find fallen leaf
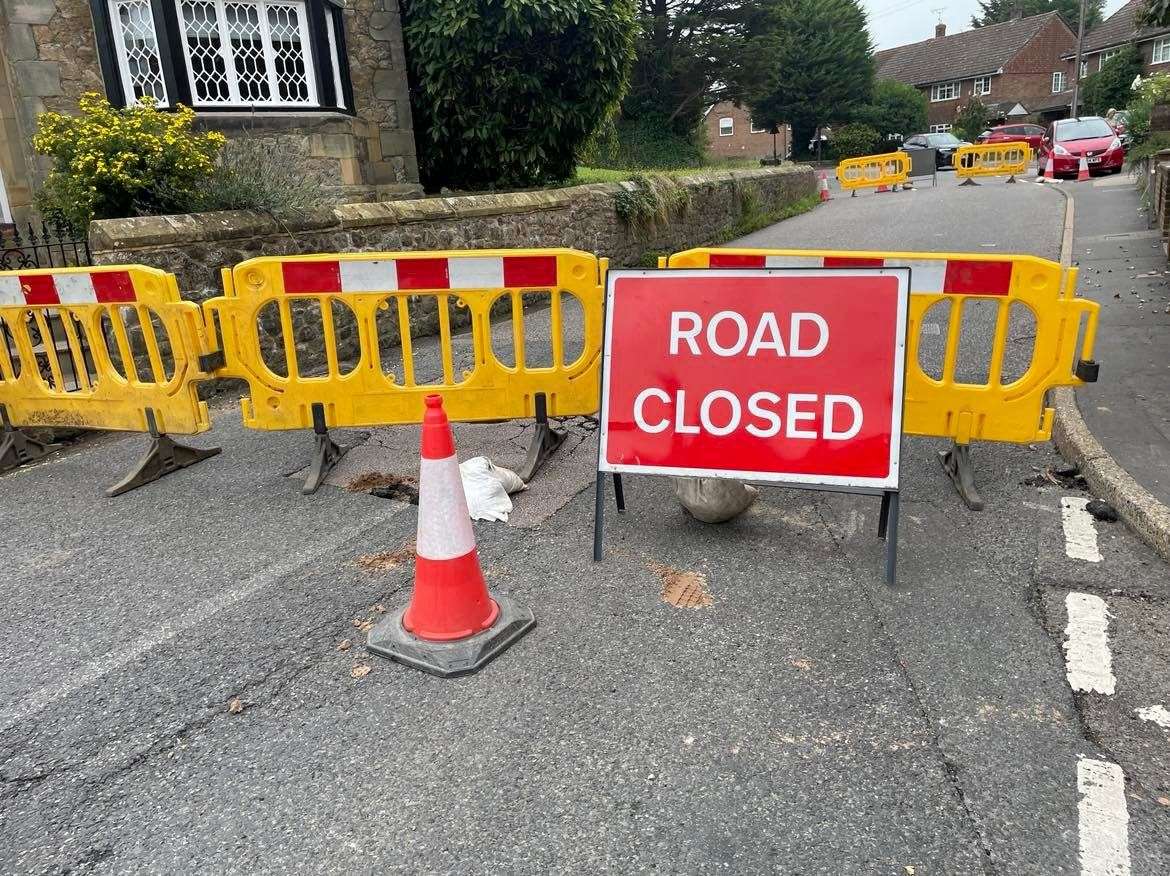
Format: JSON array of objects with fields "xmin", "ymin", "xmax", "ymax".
[
  {"xmin": 337, "ymin": 639, "xmax": 351, "ymax": 652},
  {"xmin": 905, "ymin": 867, "xmax": 916, "ymax": 875},
  {"xmin": 351, "ymin": 664, "xmax": 372, "ymax": 679},
  {"xmin": 1157, "ymin": 796, "xmax": 1170, "ymax": 807},
  {"xmin": 371, "ymin": 604, "xmax": 386, "ymax": 614},
  {"xmin": 227, "ymin": 697, "xmax": 244, "ymax": 715},
  {"xmin": 790, "ymin": 658, "xmax": 812, "ymax": 671},
  {"xmin": 356, "ymin": 543, "xmax": 416, "ymax": 573}
]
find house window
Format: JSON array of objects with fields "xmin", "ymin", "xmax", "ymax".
[
  {"xmin": 973, "ymin": 75, "xmax": 992, "ymax": 96},
  {"xmin": 92, "ymin": 0, "xmax": 351, "ymax": 111},
  {"xmin": 1153, "ymin": 38, "xmax": 1170, "ymax": 64},
  {"xmin": 929, "ymin": 123, "xmax": 952, "ymax": 133},
  {"xmin": 750, "ymin": 118, "xmax": 767, "ymax": 134},
  {"xmin": 1052, "ymin": 71, "xmax": 1066, "ymax": 92},
  {"xmin": 719, "ymin": 117, "xmax": 734, "ymax": 136},
  {"xmin": 930, "ymin": 81, "xmax": 959, "ymax": 101},
  {"xmin": 1099, "ymin": 48, "xmax": 1119, "ymax": 69}
]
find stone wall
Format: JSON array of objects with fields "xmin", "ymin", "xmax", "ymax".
[{"xmin": 90, "ymin": 166, "xmax": 816, "ymax": 299}]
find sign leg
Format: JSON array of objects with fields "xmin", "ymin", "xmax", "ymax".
[
  {"xmin": 612, "ymin": 473, "xmax": 626, "ymax": 512},
  {"xmin": 593, "ymin": 470, "xmax": 605, "ymax": 561},
  {"xmin": 883, "ymin": 490, "xmax": 900, "ymax": 586},
  {"xmin": 878, "ymin": 490, "xmax": 891, "ymax": 539}
]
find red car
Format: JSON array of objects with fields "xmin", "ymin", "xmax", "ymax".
[
  {"xmin": 1036, "ymin": 116, "xmax": 1125, "ymax": 177},
  {"xmin": 978, "ymin": 123, "xmax": 1046, "ymax": 151}
]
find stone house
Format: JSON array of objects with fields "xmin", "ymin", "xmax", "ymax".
[
  {"xmin": 703, "ymin": 101, "xmax": 790, "ymax": 162},
  {"xmin": 0, "ymin": 0, "xmax": 420, "ymax": 224},
  {"xmin": 875, "ymin": 13, "xmax": 1076, "ymax": 133},
  {"xmin": 1064, "ymin": 0, "xmax": 1170, "ymax": 86}
]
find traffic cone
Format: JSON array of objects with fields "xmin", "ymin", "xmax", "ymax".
[
  {"xmin": 818, "ymin": 171, "xmax": 831, "ymax": 201},
  {"xmin": 1077, "ymin": 155, "xmax": 1090, "ymax": 182},
  {"xmin": 1043, "ymin": 155, "xmax": 1056, "ymax": 181},
  {"xmin": 367, "ymin": 394, "xmax": 535, "ymax": 676}
]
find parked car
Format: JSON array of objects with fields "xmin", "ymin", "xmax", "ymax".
[
  {"xmin": 1106, "ymin": 110, "xmax": 1132, "ymax": 149},
  {"xmin": 902, "ymin": 132, "xmax": 971, "ymax": 168},
  {"xmin": 1036, "ymin": 116, "xmax": 1125, "ymax": 177},
  {"xmin": 976, "ymin": 123, "xmax": 1046, "ymax": 151}
]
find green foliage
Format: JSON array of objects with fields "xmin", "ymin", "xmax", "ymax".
[
  {"xmin": 972, "ymin": 0, "xmax": 1103, "ymax": 30},
  {"xmin": 1140, "ymin": 0, "xmax": 1170, "ymax": 27},
  {"xmin": 403, "ymin": 0, "xmax": 637, "ymax": 190},
  {"xmin": 1124, "ymin": 72, "xmax": 1170, "ymax": 146},
  {"xmin": 830, "ymin": 122, "xmax": 880, "ymax": 158},
  {"xmin": 614, "ymin": 173, "xmax": 693, "ymax": 230},
  {"xmin": 1125, "ymin": 132, "xmax": 1170, "ymax": 207},
  {"xmin": 953, "ymin": 98, "xmax": 991, "ymax": 143},
  {"xmin": 707, "ymin": 192, "xmax": 820, "ymax": 245},
  {"xmin": 1081, "ymin": 45, "xmax": 1144, "ymax": 116},
  {"xmin": 164, "ymin": 137, "xmax": 325, "ymax": 214},
  {"xmin": 32, "ymin": 93, "xmax": 224, "ymax": 230},
  {"xmin": 853, "ymin": 80, "xmax": 928, "ymax": 140},
  {"xmin": 744, "ymin": 0, "xmax": 874, "ymax": 159},
  {"xmin": 579, "ymin": 113, "xmax": 706, "ymax": 170}
]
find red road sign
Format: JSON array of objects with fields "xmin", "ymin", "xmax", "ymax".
[{"xmin": 598, "ymin": 268, "xmax": 910, "ymax": 490}]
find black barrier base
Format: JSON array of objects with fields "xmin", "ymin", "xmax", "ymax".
[
  {"xmin": 106, "ymin": 409, "xmax": 221, "ymax": 497},
  {"xmin": 303, "ymin": 402, "xmax": 347, "ymax": 495},
  {"xmin": 1006, "ymin": 174, "xmax": 1018, "ymax": 184},
  {"xmin": 367, "ymin": 595, "xmax": 535, "ymax": 678},
  {"xmin": 0, "ymin": 404, "xmax": 61, "ymax": 473},
  {"xmin": 515, "ymin": 393, "xmax": 567, "ymax": 482},
  {"xmin": 959, "ymin": 177, "xmax": 981, "ymax": 186},
  {"xmin": 939, "ymin": 442, "xmax": 985, "ymax": 511}
]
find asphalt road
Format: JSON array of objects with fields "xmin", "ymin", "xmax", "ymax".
[{"xmin": 2, "ymin": 171, "xmax": 1169, "ymax": 874}]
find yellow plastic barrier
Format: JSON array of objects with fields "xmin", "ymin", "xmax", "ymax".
[
  {"xmin": 0, "ymin": 264, "xmax": 220, "ymax": 493},
  {"xmin": 664, "ymin": 247, "xmax": 1100, "ymax": 508},
  {"xmin": 835, "ymin": 151, "xmax": 911, "ymax": 193},
  {"xmin": 954, "ymin": 142, "xmax": 1032, "ymax": 183},
  {"xmin": 205, "ymin": 248, "xmax": 606, "ymax": 491}
]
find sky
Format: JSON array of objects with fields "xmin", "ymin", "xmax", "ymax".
[{"xmin": 864, "ymin": 0, "xmax": 1132, "ymax": 51}]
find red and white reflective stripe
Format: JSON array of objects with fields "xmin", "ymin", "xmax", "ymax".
[
  {"xmin": 415, "ymin": 454, "xmax": 477, "ymax": 561},
  {"xmin": 281, "ymin": 255, "xmax": 559, "ymax": 294},
  {"xmin": 0, "ymin": 271, "xmax": 136, "ymax": 306},
  {"xmin": 705, "ymin": 253, "xmax": 1014, "ymax": 296}
]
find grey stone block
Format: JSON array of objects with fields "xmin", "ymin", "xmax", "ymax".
[
  {"xmin": 13, "ymin": 60, "xmax": 61, "ymax": 97},
  {"xmin": 5, "ymin": 23, "xmax": 38, "ymax": 60},
  {"xmin": 372, "ymin": 68, "xmax": 409, "ymax": 101},
  {"xmin": 368, "ymin": 11, "xmax": 400, "ymax": 42},
  {"xmin": 4, "ymin": 0, "xmax": 56, "ymax": 24},
  {"xmin": 377, "ymin": 128, "xmax": 416, "ymax": 159}
]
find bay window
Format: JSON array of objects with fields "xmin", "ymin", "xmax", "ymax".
[{"xmin": 93, "ymin": 0, "xmax": 352, "ymax": 112}]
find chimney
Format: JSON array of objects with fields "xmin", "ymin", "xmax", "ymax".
[{"xmin": 935, "ymin": 22, "xmax": 946, "ymax": 38}]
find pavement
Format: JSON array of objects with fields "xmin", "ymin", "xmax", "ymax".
[{"xmin": 2, "ymin": 169, "xmax": 1170, "ymax": 874}]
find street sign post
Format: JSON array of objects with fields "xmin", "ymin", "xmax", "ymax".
[{"xmin": 593, "ymin": 268, "xmax": 911, "ymax": 584}]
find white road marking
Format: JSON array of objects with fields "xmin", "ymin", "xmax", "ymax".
[
  {"xmin": 1023, "ymin": 500, "xmax": 1056, "ymax": 513},
  {"xmin": 1064, "ymin": 592, "xmax": 1116, "ymax": 695},
  {"xmin": 1077, "ymin": 757, "xmax": 1131, "ymax": 876},
  {"xmin": 0, "ymin": 504, "xmax": 409, "ymax": 733},
  {"xmin": 1062, "ymin": 496, "xmax": 1102, "ymax": 562},
  {"xmin": 1136, "ymin": 705, "xmax": 1170, "ymax": 729}
]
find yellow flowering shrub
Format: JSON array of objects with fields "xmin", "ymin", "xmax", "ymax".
[{"xmin": 32, "ymin": 93, "xmax": 225, "ymax": 229}]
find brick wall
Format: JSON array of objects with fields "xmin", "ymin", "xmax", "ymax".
[{"xmin": 704, "ymin": 102, "xmax": 789, "ymax": 161}]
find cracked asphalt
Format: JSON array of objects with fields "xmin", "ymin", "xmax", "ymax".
[{"xmin": 2, "ymin": 171, "xmax": 1169, "ymax": 874}]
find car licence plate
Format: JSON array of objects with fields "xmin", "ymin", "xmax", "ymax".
[{"xmin": 1088, "ymin": 156, "xmax": 1102, "ymax": 164}]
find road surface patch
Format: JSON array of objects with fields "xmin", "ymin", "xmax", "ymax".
[{"xmin": 648, "ymin": 563, "xmax": 713, "ymax": 609}]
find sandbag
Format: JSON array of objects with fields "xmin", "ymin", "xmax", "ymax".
[
  {"xmin": 674, "ymin": 477, "xmax": 759, "ymax": 523},
  {"xmin": 459, "ymin": 457, "xmax": 527, "ymax": 523}
]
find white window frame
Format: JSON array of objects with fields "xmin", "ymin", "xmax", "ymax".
[
  {"xmin": 177, "ymin": 0, "xmax": 319, "ymax": 108},
  {"xmin": 324, "ymin": 8, "xmax": 344, "ymax": 110},
  {"xmin": 973, "ymin": 75, "xmax": 992, "ymax": 96},
  {"xmin": 1153, "ymin": 38, "xmax": 1170, "ymax": 64},
  {"xmin": 930, "ymin": 81, "xmax": 960, "ymax": 102},
  {"xmin": 1052, "ymin": 71, "xmax": 1066, "ymax": 92},
  {"xmin": 749, "ymin": 118, "xmax": 766, "ymax": 134},
  {"xmin": 1080, "ymin": 60, "xmax": 1089, "ymax": 78},
  {"xmin": 0, "ymin": 168, "xmax": 12, "ymax": 225},
  {"xmin": 1099, "ymin": 48, "xmax": 1119, "ymax": 70},
  {"xmin": 107, "ymin": 0, "xmax": 170, "ymax": 106},
  {"xmin": 718, "ymin": 116, "xmax": 734, "ymax": 136},
  {"xmin": 929, "ymin": 123, "xmax": 952, "ymax": 134}
]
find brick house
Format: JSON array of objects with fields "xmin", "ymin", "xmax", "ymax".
[
  {"xmin": 1064, "ymin": 0, "xmax": 1170, "ymax": 83},
  {"xmin": 875, "ymin": 13, "xmax": 1076, "ymax": 133},
  {"xmin": 0, "ymin": 0, "xmax": 420, "ymax": 224},
  {"xmin": 703, "ymin": 101, "xmax": 790, "ymax": 161}
]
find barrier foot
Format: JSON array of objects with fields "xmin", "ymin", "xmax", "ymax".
[
  {"xmin": 851, "ymin": 190, "xmax": 857, "ymax": 198},
  {"xmin": 879, "ymin": 490, "xmax": 900, "ymax": 586},
  {"xmin": 106, "ymin": 410, "xmax": 221, "ymax": 497},
  {"xmin": 515, "ymin": 393, "xmax": 566, "ymax": 482},
  {"xmin": 303, "ymin": 402, "xmax": 347, "ymax": 495},
  {"xmin": 958, "ymin": 177, "xmax": 980, "ymax": 186},
  {"xmin": 0, "ymin": 404, "xmax": 61, "ymax": 473},
  {"xmin": 1006, "ymin": 174, "xmax": 1018, "ymax": 184},
  {"xmin": 938, "ymin": 442, "xmax": 985, "ymax": 511}
]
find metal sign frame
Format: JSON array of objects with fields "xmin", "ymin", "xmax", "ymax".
[{"xmin": 592, "ymin": 267, "xmax": 912, "ymax": 585}]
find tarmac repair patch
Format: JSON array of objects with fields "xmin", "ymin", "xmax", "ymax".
[{"xmin": 649, "ymin": 563, "xmax": 713, "ymax": 609}]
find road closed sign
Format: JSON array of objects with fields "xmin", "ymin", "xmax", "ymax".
[{"xmin": 598, "ymin": 268, "xmax": 910, "ymax": 490}]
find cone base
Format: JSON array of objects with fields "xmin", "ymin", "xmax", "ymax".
[{"xmin": 367, "ymin": 594, "xmax": 535, "ymax": 678}]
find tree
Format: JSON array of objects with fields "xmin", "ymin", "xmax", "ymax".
[
  {"xmin": 1080, "ymin": 45, "xmax": 1145, "ymax": 115},
  {"xmin": 953, "ymin": 97, "xmax": 992, "ymax": 142},
  {"xmin": 744, "ymin": 0, "xmax": 874, "ymax": 158},
  {"xmin": 854, "ymin": 80, "xmax": 928, "ymax": 140},
  {"xmin": 402, "ymin": 0, "xmax": 638, "ymax": 189},
  {"xmin": 971, "ymin": 0, "xmax": 1103, "ymax": 30},
  {"xmin": 830, "ymin": 123, "xmax": 880, "ymax": 158},
  {"xmin": 1141, "ymin": 0, "xmax": 1170, "ymax": 26}
]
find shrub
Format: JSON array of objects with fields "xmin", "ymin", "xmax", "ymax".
[
  {"xmin": 403, "ymin": 0, "xmax": 638, "ymax": 190},
  {"xmin": 32, "ymin": 93, "xmax": 224, "ymax": 230},
  {"xmin": 165, "ymin": 137, "xmax": 324, "ymax": 214},
  {"xmin": 830, "ymin": 123, "xmax": 880, "ymax": 159},
  {"xmin": 579, "ymin": 114, "xmax": 707, "ymax": 170},
  {"xmin": 1081, "ymin": 44, "xmax": 1143, "ymax": 116},
  {"xmin": 953, "ymin": 98, "xmax": 991, "ymax": 143},
  {"xmin": 614, "ymin": 173, "xmax": 692, "ymax": 229}
]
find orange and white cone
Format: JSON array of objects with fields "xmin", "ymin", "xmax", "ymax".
[
  {"xmin": 1077, "ymin": 155, "xmax": 1090, "ymax": 182},
  {"xmin": 818, "ymin": 171, "xmax": 831, "ymax": 201},
  {"xmin": 367, "ymin": 394, "xmax": 535, "ymax": 676},
  {"xmin": 1043, "ymin": 155, "xmax": 1056, "ymax": 181},
  {"xmin": 875, "ymin": 182, "xmax": 890, "ymax": 193}
]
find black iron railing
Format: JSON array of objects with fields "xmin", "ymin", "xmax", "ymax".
[{"xmin": 1, "ymin": 220, "xmax": 90, "ymax": 271}]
